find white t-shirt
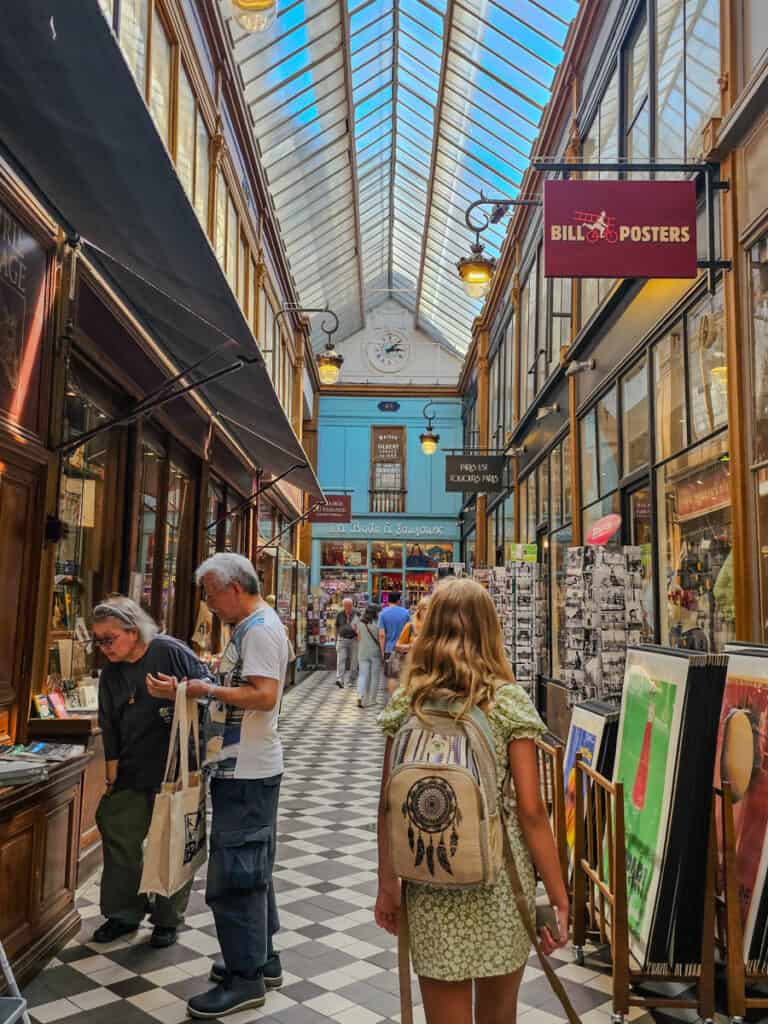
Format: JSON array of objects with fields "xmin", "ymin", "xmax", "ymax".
[{"xmin": 208, "ymin": 604, "xmax": 290, "ymax": 780}]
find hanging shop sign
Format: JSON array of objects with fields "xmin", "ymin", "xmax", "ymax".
[
  {"xmin": 543, "ymin": 180, "xmax": 698, "ymax": 279},
  {"xmin": 445, "ymin": 455, "xmax": 506, "ymax": 493},
  {"xmin": 372, "ymin": 426, "xmax": 404, "ymax": 463},
  {"xmin": 586, "ymin": 513, "xmax": 622, "ymax": 546},
  {"xmin": 309, "ymin": 494, "xmax": 352, "ymax": 524}
]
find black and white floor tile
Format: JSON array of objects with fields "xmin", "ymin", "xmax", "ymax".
[{"xmin": 22, "ymin": 672, "xmax": 734, "ymax": 1023}]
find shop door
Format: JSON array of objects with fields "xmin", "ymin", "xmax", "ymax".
[
  {"xmin": 0, "ymin": 452, "xmax": 45, "ymax": 741},
  {"xmin": 623, "ymin": 482, "xmax": 654, "ymax": 643}
]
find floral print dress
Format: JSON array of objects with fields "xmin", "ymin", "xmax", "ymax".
[{"xmin": 378, "ymin": 684, "xmax": 546, "ymax": 981}]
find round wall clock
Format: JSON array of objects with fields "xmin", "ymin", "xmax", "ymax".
[{"xmin": 368, "ymin": 332, "xmax": 411, "ymax": 374}]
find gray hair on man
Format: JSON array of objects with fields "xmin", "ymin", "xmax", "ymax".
[
  {"xmin": 195, "ymin": 552, "xmax": 261, "ymax": 595},
  {"xmin": 92, "ymin": 596, "xmax": 159, "ymax": 644}
]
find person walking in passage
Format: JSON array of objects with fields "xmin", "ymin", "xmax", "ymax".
[
  {"xmin": 375, "ymin": 578, "xmax": 568, "ymax": 1024},
  {"xmin": 378, "ymin": 591, "xmax": 410, "ymax": 694},
  {"xmin": 92, "ymin": 596, "xmax": 210, "ymax": 949},
  {"xmin": 394, "ymin": 595, "xmax": 429, "ymax": 660},
  {"xmin": 335, "ymin": 596, "xmax": 359, "ymax": 688},
  {"xmin": 147, "ymin": 553, "xmax": 290, "ymax": 1019},
  {"xmin": 356, "ymin": 603, "xmax": 382, "ymax": 708}
]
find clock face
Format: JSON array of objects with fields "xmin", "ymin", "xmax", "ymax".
[{"xmin": 368, "ymin": 332, "xmax": 411, "ymax": 374}]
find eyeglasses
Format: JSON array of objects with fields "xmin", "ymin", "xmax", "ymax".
[{"xmin": 92, "ymin": 634, "xmax": 122, "ymax": 648}]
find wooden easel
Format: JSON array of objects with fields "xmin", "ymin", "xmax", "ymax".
[
  {"xmin": 715, "ymin": 781, "xmax": 768, "ymax": 1023},
  {"xmin": 572, "ymin": 758, "xmax": 717, "ymax": 1024},
  {"xmin": 535, "ymin": 734, "xmax": 568, "ymax": 885}
]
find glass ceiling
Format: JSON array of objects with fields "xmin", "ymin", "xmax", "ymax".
[{"xmin": 225, "ymin": 0, "xmax": 579, "ymax": 354}]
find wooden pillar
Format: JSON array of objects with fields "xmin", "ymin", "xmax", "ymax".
[
  {"xmin": 292, "ymin": 330, "xmax": 305, "ymax": 442},
  {"xmin": 298, "ymin": 391, "xmax": 319, "ymax": 566},
  {"xmin": 476, "ymin": 327, "xmax": 490, "ymax": 566}
]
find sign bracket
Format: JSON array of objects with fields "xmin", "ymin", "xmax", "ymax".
[{"xmin": 533, "ymin": 160, "xmax": 730, "ymax": 294}]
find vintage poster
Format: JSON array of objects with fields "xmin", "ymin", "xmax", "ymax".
[
  {"xmin": 613, "ymin": 647, "xmax": 689, "ymax": 965},
  {"xmin": 715, "ymin": 650, "xmax": 768, "ymax": 966},
  {"xmin": 563, "ymin": 706, "xmax": 605, "ymax": 856}
]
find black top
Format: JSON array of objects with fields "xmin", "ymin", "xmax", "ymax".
[
  {"xmin": 335, "ymin": 610, "xmax": 359, "ymax": 640},
  {"xmin": 98, "ymin": 635, "xmax": 210, "ymax": 792}
]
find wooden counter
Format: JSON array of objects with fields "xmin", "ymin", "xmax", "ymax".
[
  {"xmin": 28, "ymin": 716, "xmax": 104, "ymax": 884},
  {"xmin": 0, "ymin": 754, "xmax": 90, "ymax": 988}
]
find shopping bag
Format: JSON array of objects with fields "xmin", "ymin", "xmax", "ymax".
[{"xmin": 139, "ymin": 683, "xmax": 207, "ymax": 897}]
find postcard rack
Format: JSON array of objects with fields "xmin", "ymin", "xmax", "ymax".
[
  {"xmin": 535, "ymin": 734, "xmax": 568, "ymax": 885},
  {"xmin": 572, "ymin": 758, "xmax": 717, "ymax": 1024},
  {"xmin": 714, "ymin": 781, "xmax": 768, "ymax": 1023}
]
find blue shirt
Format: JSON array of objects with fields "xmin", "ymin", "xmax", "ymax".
[{"xmin": 379, "ymin": 605, "xmax": 411, "ymax": 653}]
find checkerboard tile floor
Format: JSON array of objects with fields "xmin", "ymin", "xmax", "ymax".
[{"xmin": 22, "ymin": 672, "xmax": 735, "ymax": 1023}]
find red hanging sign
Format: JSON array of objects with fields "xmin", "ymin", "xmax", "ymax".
[
  {"xmin": 543, "ymin": 179, "xmax": 698, "ymax": 279},
  {"xmin": 586, "ymin": 513, "xmax": 622, "ymax": 546},
  {"xmin": 309, "ymin": 494, "xmax": 352, "ymax": 523}
]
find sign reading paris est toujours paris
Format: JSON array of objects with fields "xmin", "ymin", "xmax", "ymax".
[
  {"xmin": 544, "ymin": 179, "xmax": 698, "ymax": 279},
  {"xmin": 445, "ymin": 455, "xmax": 505, "ymax": 493}
]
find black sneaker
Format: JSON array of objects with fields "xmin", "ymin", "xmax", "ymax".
[
  {"xmin": 187, "ymin": 975, "xmax": 266, "ymax": 1019},
  {"xmin": 92, "ymin": 919, "xmax": 139, "ymax": 943},
  {"xmin": 335, "ymin": 679, "xmax": 344, "ymax": 688},
  {"xmin": 150, "ymin": 926, "xmax": 177, "ymax": 948},
  {"xmin": 210, "ymin": 953, "xmax": 282, "ymax": 989}
]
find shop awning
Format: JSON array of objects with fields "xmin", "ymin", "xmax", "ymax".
[{"xmin": 0, "ymin": 0, "xmax": 323, "ymax": 499}]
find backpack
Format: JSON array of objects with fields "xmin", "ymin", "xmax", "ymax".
[{"xmin": 385, "ymin": 695, "xmax": 504, "ymax": 889}]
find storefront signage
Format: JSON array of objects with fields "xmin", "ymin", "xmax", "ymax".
[
  {"xmin": 445, "ymin": 455, "xmax": 505, "ymax": 493},
  {"xmin": 676, "ymin": 462, "xmax": 730, "ymax": 521},
  {"xmin": 586, "ymin": 513, "xmax": 622, "ymax": 546},
  {"xmin": 309, "ymin": 494, "xmax": 352, "ymax": 523},
  {"xmin": 314, "ymin": 516, "xmax": 461, "ymax": 541},
  {"xmin": 377, "ymin": 400, "xmax": 400, "ymax": 412},
  {"xmin": 543, "ymin": 180, "xmax": 698, "ymax": 280},
  {"xmin": 373, "ymin": 426, "xmax": 404, "ymax": 463}
]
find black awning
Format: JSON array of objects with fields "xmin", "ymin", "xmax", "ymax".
[{"xmin": 0, "ymin": 0, "xmax": 322, "ymax": 498}]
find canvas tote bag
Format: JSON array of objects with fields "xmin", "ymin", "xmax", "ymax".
[{"xmin": 139, "ymin": 683, "xmax": 207, "ymax": 897}]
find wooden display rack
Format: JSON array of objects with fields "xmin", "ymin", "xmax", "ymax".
[
  {"xmin": 715, "ymin": 781, "xmax": 768, "ymax": 1023},
  {"xmin": 572, "ymin": 758, "xmax": 717, "ymax": 1024},
  {"xmin": 535, "ymin": 734, "xmax": 568, "ymax": 885}
]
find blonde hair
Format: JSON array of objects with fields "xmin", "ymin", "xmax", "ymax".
[
  {"xmin": 404, "ymin": 577, "xmax": 514, "ymax": 720},
  {"xmin": 412, "ymin": 596, "xmax": 430, "ymax": 629}
]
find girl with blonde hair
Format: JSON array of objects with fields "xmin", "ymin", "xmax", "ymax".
[{"xmin": 375, "ymin": 577, "xmax": 568, "ymax": 1024}]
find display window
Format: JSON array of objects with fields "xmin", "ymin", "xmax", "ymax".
[
  {"xmin": 581, "ymin": 409, "xmax": 599, "ymax": 506},
  {"xmin": 583, "ymin": 493, "xmax": 621, "ymax": 544},
  {"xmin": 622, "ymin": 357, "xmax": 649, "ymax": 473},
  {"xmin": 321, "ymin": 541, "xmax": 367, "ymax": 567},
  {"xmin": 372, "ymin": 542, "xmax": 402, "ymax": 568},
  {"xmin": 653, "ymin": 324, "xmax": 686, "ymax": 461},
  {"xmin": 688, "ymin": 288, "xmax": 727, "ymax": 442},
  {"xmin": 372, "ymin": 571, "xmax": 404, "ymax": 602},
  {"xmin": 751, "ymin": 236, "xmax": 768, "ymax": 463},
  {"xmin": 406, "ymin": 542, "xmax": 452, "ymax": 568},
  {"xmin": 626, "ymin": 484, "xmax": 655, "ymax": 642},
  {"xmin": 503, "ymin": 495, "xmax": 516, "ymax": 562},
  {"xmin": 657, "ymin": 432, "xmax": 734, "ymax": 652}
]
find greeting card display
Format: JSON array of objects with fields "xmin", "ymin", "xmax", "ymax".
[{"xmin": 613, "ymin": 646, "xmax": 727, "ymax": 972}]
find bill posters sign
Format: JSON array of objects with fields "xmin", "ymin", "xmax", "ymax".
[
  {"xmin": 613, "ymin": 647, "xmax": 689, "ymax": 965},
  {"xmin": 543, "ymin": 179, "xmax": 698, "ymax": 279}
]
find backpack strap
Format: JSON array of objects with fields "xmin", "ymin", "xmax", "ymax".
[{"xmin": 397, "ymin": 884, "xmax": 413, "ymax": 1024}]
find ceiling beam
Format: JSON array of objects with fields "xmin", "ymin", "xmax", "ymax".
[
  {"xmin": 339, "ymin": 0, "xmax": 367, "ymax": 330},
  {"xmin": 386, "ymin": 1, "xmax": 400, "ymax": 298}
]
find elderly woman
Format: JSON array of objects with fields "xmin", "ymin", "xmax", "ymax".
[{"xmin": 92, "ymin": 596, "xmax": 210, "ymax": 948}]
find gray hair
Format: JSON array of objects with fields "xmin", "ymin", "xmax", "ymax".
[
  {"xmin": 92, "ymin": 596, "xmax": 158, "ymax": 643},
  {"xmin": 195, "ymin": 552, "xmax": 261, "ymax": 595}
]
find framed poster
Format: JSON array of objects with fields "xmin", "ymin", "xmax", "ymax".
[{"xmin": 563, "ymin": 706, "xmax": 606, "ymax": 855}]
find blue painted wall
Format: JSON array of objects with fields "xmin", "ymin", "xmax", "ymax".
[{"xmin": 311, "ymin": 396, "xmax": 463, "ymax": 589}]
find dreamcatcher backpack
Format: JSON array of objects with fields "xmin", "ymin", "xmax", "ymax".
[{"xmin": 385, "ymin": 695, "xmax": 504, "ymax": 889}]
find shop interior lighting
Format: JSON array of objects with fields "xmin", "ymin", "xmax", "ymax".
[
  {"xmin": 225, "ymin": 0, "xmax": 277, "ymax": 33},
  {"xmin": 536, "ymin": 403, "xmax": 560, "ymax": 421},
  {"xmin": 565, "ymin": 359, "xmax": 596, "ymax": 378}
]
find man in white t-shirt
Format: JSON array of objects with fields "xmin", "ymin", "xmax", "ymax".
[{"xmin": 183, "ymin": 553, "xmax": 288, "ymax": 1020}]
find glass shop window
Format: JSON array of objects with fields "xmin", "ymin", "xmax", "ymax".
[
  {"xmin": 372, "ymin": 542, "xmax": 403, "ymax": 569},
  {"xmin": 624, "ymin": 15, "xmax": 650, "ymax": 167},
  {"xmin": 205, "ymin": 480, "xmax": 225, "ymax": 557},
  {"xmin": 751, "ymin": 237, "xmax": 768, "ymax": 462},
  {"xmin": 657, "ymin": 432, "xmax": 734, "ymax": 652},
  {"xmin": 407, "ymin": 543, "xmax": 453, "ymax": 569},
  {"xmin": 120, "ymin": 0, "xmax": 149, "ymax": 97},
  {"xmin": 134, "ymin": 441, "xmax": 165, "ymax": 615},
  {"xmin": 550, "ymin": 523, "xmax": 573, "ymax": 680},
  {"xmin": 689, "ymin": 286, "xmax": 727, "ymax": 442},
  {"xmin": 622, "ymin": 358, "xmax": 649, "ymax": 473},
  {"xmin": 149, "ymin": 9, "xmax": 172, "ymax": 148},
  {"xmin": 598, "ymin": 386, "xmax": 620, "ymax": 494},
  {"xmin": 580, "ymin": 410, "xmax": 599, "ymax": 507},
  {"xmin": 503, "ymin": 494, "xmax": 516, "ymax": 562},
  {"xmin": 653, "ymin": 324, "xmax": 687, "ymax": 460},
  {"xmin": 321, "ymin": 542, "xmax": 368, "ymax": 568},
  {"xmin": 160, "ymin": 464, "xmax": 193, "ymax": 632}
]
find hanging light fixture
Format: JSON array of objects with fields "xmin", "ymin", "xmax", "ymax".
[
  {"xmin": 420, "ymin": 401, "xmax": 441, "ymax": 455},
  {"xmin": 457, "ymin": 237, "xmax": 496, "ymax": 299},
  {"xmin": 225, "ymin": 0, "xmax": 278, "ymax": 33},
  {"xmin": 317, "ymin": 338, "xmax": 344, "ymax": 385}
]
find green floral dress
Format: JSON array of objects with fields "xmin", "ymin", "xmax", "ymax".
[{"xmin": 378, "ymin": 684, "xmax": 546, "ymax": 981}]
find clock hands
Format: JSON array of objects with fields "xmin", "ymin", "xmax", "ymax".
[{"xmin": 385, "ymin": 343, "xmax": 403, "ymax": 353}]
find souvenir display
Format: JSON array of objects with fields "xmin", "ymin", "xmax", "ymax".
[
  {"xmin": 613, "ymin": 646, "xmax": 727, "ymax": 972},
  {"xmin": 715, "ymin": 646, "xmax": 768, "ymax": 971},
  {"xmin": 564, "ymin": 546, "xmax": 644, "ymax": 704}
]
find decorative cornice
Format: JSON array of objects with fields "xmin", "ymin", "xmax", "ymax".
[{"xmin": 318, "ymin": 383, "xmax": 460, "ymax": 398}]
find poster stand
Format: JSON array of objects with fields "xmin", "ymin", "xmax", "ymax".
[
  {"xmin": 715, "ymin": 781, "xmax": 768, "ymax": 1023},
  {"xmin": 572, "ymin": 758, "xmax": 716, "ymax": 1024},
  {"xmin": 535, "ymin": 735, "xmax": 568, "ymax": 885}
]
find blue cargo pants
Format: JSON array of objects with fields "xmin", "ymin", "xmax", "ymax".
[{"xmin": 206, "ymin": 775, "xmax": 281, "ymax": 976}]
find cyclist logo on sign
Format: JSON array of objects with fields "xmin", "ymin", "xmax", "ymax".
[{"xmin": 574, "ymin": 209, "xmax": 618, "ymax": 244}]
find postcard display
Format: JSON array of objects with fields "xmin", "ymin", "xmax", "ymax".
[
  {"xmin": 473, "ymin": 561, "xmax": 546, "ymax": 699},
  {"xmin": 613, "ymin": 646, "xmax": 727, "ymax": 973},
  {"xmin": 715, "ymin": 646, "xmax": 768, "ymax": 973},
  {"xmin": 564, "ymin": 546, "xmax": 644, "ymax": 705}
]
